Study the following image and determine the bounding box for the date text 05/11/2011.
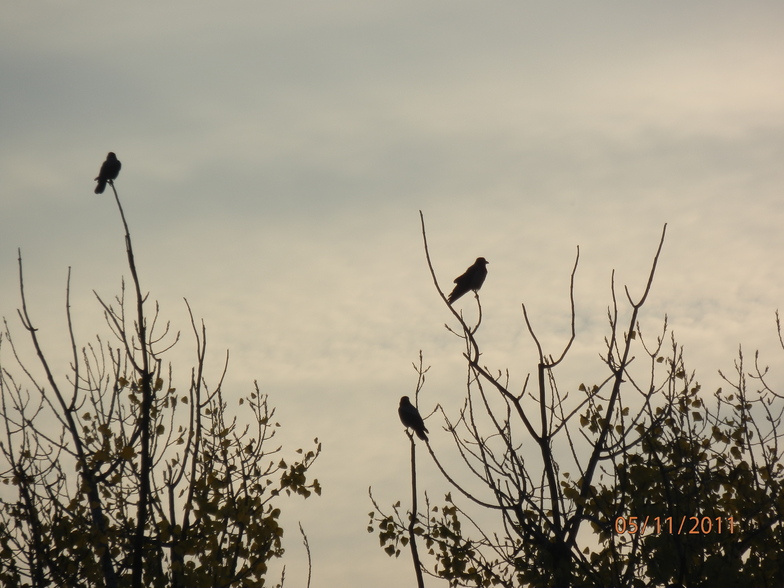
[614,516,735,535]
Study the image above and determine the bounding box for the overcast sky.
[2,2,784,586]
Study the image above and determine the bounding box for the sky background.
[2,2,784,586]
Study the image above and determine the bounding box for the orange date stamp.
[614,515,735,535]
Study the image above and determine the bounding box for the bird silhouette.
[94,152,121,194]
[398,396,429,441]
[448,257,489,303]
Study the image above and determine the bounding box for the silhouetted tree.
[0,181,320,588]
[369,213,784,587]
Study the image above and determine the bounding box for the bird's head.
[476,257,488,265]
[107,152,117,160]
[400,396,410,406]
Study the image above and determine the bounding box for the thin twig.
[299,523,312,588]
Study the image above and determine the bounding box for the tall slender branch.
[111,181,153,588]
[407,433,426,588]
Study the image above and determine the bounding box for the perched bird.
[94,152,121,194]
[448,257,489,303]
[398,396,429,441]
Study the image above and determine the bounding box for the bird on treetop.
[94,152,121,194]
[448,257,489,304]
[398,396,429,441]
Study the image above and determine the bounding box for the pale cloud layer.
[2,3,784,585]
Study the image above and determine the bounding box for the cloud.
[2,3,784,585]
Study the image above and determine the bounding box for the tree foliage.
[370,215,784,587]
[0,186,320,587]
